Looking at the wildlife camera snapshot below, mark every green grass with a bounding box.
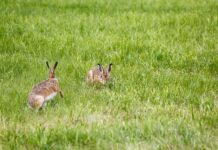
[0,0,218,149]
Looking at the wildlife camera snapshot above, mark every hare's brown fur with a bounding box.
[28,62,63,109]
[86,64,112,85]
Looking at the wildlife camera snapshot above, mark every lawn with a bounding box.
[0,0,218,149]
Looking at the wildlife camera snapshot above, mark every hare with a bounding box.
[28,61,64,109]
[86,63,112,85]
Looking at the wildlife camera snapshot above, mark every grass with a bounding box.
[0,0,218,149]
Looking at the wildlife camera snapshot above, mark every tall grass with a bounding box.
[0,0,218,149]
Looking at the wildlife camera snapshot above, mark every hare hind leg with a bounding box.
[29,95,44,110]
[86,71,94,84]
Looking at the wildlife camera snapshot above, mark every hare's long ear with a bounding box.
[108,63,112,72]
[46,61,50,69]
[97,64,103,72]
[53,62,58,71]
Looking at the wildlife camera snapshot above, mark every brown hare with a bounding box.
[28,61,64,109]
[86,63,112,85]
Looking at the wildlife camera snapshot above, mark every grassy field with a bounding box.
[0,0,218,149]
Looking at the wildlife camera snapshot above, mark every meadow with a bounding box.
[0,0,218,149]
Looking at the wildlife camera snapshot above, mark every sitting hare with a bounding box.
[28,61,64,109]
[86,63,112,85]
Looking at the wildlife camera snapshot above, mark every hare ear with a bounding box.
[46,61,50,69]
[97,64,103,72]
[108,63,112,72]
[53,62,58,71]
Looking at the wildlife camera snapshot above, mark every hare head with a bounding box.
[97,63,112,83]
[102,63,112,82]
[46,61,58,79]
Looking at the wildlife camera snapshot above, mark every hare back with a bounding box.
[30,79,59,97]
[87,69,103,81]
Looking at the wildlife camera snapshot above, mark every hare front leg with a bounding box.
[55,85,64,98]
[59,90,64,98]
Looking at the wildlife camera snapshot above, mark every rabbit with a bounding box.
[86,63,112,85]
[28,61,64,109]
